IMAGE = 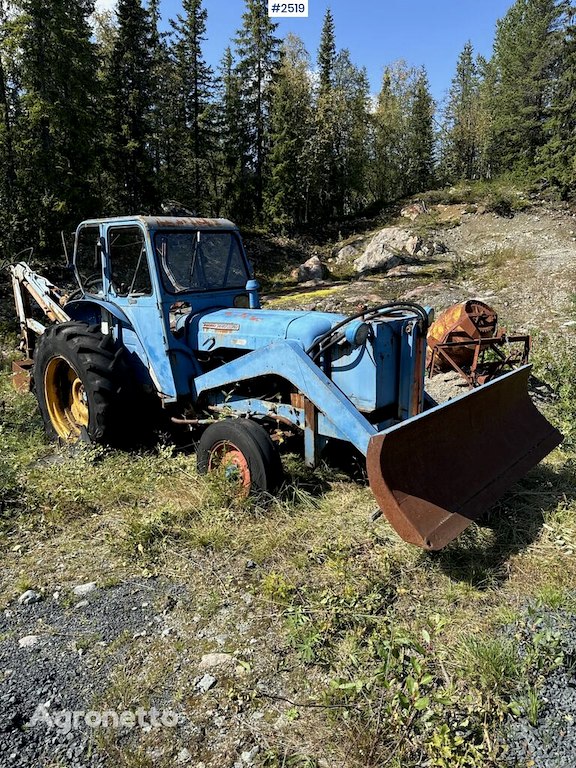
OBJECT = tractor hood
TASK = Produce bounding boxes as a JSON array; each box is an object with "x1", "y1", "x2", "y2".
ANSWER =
[{"x1": 182, "y1": 307, "x2": 347, "y2": 354}]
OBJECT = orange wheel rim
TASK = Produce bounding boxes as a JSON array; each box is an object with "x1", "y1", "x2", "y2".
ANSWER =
[{"x1": 208, "y1": 441, "x2": 251, "y2": 494}]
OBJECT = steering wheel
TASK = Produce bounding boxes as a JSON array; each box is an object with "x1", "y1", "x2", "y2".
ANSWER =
[
  {"x1": 67, "y1": 272, "x2": 104, "y2": 302},
  {"x1": 80, "y1": 272, "x2": 104, "y2": 294}
]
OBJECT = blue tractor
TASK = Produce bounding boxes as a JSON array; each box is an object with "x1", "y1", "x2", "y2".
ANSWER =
[{"x1": 10, "y1": 216, "x2": 562, "y2": 550}]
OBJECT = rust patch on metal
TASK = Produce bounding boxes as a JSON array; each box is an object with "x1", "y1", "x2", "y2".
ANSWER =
[
  {"x1": 367, "y1": 366, "x2": 562, "y2": 550},
  {"x1": 290, "y1": 392, "x2": 305, "y2": 409},
  {"x1": 12, "y1": 359, "x2": 33, "y2": 393},
  {"x1": 427, "y1": 300, "x2": 530, "y2": 387},
  {"x1": 147, "y1": 217, "x2": 237, "y2": 230}
]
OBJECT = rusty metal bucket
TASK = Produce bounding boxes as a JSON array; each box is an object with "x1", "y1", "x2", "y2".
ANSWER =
[{"x1": 366, "y1": 366, "x2": 562, "y2": 550}]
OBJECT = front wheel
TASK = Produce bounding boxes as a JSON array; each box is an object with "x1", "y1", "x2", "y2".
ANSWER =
[{"x1": 197, "y1": 419, "x2": 283, "y2": 495}]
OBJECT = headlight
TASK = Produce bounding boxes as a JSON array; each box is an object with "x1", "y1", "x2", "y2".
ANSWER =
[{"x1": 234, "y1": 294, "x2": 250, "y2": 308}]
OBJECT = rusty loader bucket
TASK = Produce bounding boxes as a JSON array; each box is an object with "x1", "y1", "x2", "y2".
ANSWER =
[{"x1": 366, "y1": 366, "x2": 562, "y2": 550}]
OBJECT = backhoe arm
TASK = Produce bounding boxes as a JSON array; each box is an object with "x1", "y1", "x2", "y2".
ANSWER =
[{"x1": 10, "y1": 262, "x2": 71, "y2": 357}]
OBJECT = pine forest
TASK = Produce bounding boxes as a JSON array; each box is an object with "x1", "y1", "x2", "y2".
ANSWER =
[{"x1": 0, "y1": 0, "x2": 574, "y2": 261}]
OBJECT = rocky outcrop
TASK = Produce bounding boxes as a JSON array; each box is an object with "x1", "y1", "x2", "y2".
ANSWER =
[
  {"x1": 353, "y1": 227, "x2": 414, "y2": 274},
  {"x1": 400, "y1": 201, "x2": 427, "y2": 220},
  {"x1": 332, "y1": 227, "x2": 448, "y2": 275},
  {"x1": 291, "y1": 255, "x2": 327, "y2": 283}
]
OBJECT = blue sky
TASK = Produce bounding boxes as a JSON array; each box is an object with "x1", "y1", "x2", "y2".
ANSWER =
[{"x1": 97, "y1": 0, "x2": 515, "y2": 104}]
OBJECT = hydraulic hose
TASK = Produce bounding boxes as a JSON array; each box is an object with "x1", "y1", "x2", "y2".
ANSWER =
[{"x1": 306, "y1": 301, "x2": 430, "y2": 362}]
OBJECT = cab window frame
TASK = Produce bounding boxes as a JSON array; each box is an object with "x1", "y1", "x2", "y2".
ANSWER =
[
  {"x1": 74, "y1": 224, "x2": 102, "y2": 295},
  {"x1": 107, "y1": 224, "x2": 153, "y2": 298}
]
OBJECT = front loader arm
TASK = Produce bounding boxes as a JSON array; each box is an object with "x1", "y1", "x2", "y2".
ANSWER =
[{"x1": 193, "y1": 339, "x2": 377, "y2": 460}]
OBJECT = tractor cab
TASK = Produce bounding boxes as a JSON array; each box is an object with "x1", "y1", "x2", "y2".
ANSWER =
[
  {"x1": 65, "y1": 217, "x2": 259, "y2": 401},
  {"x1": 72, "y1": 216, "x2": 254, "y2": 309}
]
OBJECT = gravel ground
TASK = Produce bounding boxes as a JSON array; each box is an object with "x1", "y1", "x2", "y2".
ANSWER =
[
  {"x1": 0, "y1": 580, "x2": 185, "y2": 768},
  {"x1": 504, "y1": 605, "x2": 576, "y2": 768},
  {"x1": 0, "y1": 575, "x2": 324, "y2": 768}
]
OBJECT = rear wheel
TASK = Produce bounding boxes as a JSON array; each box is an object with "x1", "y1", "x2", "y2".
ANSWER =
[
  {"x1": 197, "y1": 419, "x2": 283, "y2": 495},
  {"x1": 34, "y1": 322, "x2": 127, "y2": 445}
]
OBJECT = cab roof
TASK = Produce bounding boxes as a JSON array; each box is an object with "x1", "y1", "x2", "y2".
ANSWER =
[{"x1": 78, "y1": 215, "x2": 238, "y2": 231}]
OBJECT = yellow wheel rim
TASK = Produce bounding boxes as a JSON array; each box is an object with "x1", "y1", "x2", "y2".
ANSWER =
[{"x1": 44, "y1": 357, "x2": 89, "y2": 440}]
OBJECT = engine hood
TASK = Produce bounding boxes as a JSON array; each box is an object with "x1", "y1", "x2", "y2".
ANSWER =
[{"x1": 182, "y1": 307, "x2": 348, "y2": 353}]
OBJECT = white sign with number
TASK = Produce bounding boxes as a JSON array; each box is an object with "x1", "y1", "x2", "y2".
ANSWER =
[{"x1": 268, "y1": 1, "x2": 309, "y2": 18}]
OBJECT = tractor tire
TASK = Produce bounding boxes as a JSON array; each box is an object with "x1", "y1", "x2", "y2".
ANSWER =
[
  {"x1": 197, "y1": 418, "x2": 283, "y2": 495},
  {"x1": 33, "y1": 321, "x2": 129, "y2": 445}
]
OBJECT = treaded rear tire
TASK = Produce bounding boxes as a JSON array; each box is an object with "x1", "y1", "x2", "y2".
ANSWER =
[{"x1": 33, "y1": 321, "x2": 129, "y2": 445}]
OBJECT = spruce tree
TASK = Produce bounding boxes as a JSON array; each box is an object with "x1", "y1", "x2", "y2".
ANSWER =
[
  {"x1": 318, "y1": 8, "x2": 336, "y2": 93},
  {"x1": 265, "y1": 34, "x2": 313, "y2": 228},
  {"x1": 311, "y1": 8, "x2": 339, "y2": 220},
  {"x1": 0, "y1": 1, "x2": 19, "y2": 254},
  {"x1": 443, "y1": 42, "x2": 481, "y2": 180},
  {"x1": 332, "y1": 50, "x2": 370, "y2": 217},
  {"x1": 214, "y1": 46, "x2": 246, "y2": 218},
  {"x1": 148, "y1": 0, "x2": 167, "y2": 187},
  {"x1": 234, "y1": 0, "x2": 280, "y2": 220},
  {"x1": 11, "y1": 0, "x2": 99, "y2": 256},
  {"x1": 169, "y1": 0, "x2": 214, "y2": 212},
  {"x1": 490, "y1": 0, "x2": 568, "y2": 174},
  {"x1": 104, "y1": 0, "x2": 157, "y2": 213},
  {"x1": 538, "y1": 8, "x2": 576, "y2": 195},
  {"x1": 474, "y1": 55, "x2": 498, "y2": 180},
  {"x1": 406, "y1": 69, "x2": 435, "y2": 192}
]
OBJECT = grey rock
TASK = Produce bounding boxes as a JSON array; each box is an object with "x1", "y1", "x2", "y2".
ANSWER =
[
  {"x1": 72, "y1": 582, "x2": 97, "y2": 597},
  {"x1": 400, "y1": 202, "x2": 427, "y2": 220},
  {"x1": 241, "y1": 745, "x2": 260, "y2": 764},
  {"x1": 405, "y1": 235, "x2": 422, "y2": 256},
  {"x1": 177, "y1": 747, "x2": 193, "y2": 764},
  {"x1": 198, "y1": 653, "x2": 234, "y2": 671},
  {"x1": 333, "y1": 242, "x2": 364, "y2": 265},
  {"x1": 195, "y1": 674, "x2": 217, "y2": 693},
  {"x1": 353, "y1": 226, "x2": 424, "y2": 274},
  {"x1": 354, "y1": 238, "x2": 402, "y2": 274},
  {"x1": 18, "y1": 635, "x2": 40, "y2": 648},
  {"x1": 74, "y1": 600, "x2": 89, "y2": 610},
  {"x1": 18, "y1": 590, "x2": 42, "y2": 606},
  {"x1": 293, "y1": 255, "x2": 326, "y2": 283},
  {"x1": 420, "y1": 244, "x2": 435, "y2": 258}
]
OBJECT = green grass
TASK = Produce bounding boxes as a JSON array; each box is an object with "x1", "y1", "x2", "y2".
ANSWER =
[
  {"x1": 417, "y1": 179, "x2": 532, "y2": 216},
  {"x1": 1, "y1": 332, "x2": 576, "y2": 767},
  {"x1": 484, "y1": 245, "x2": 535, "y2": 270}
]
